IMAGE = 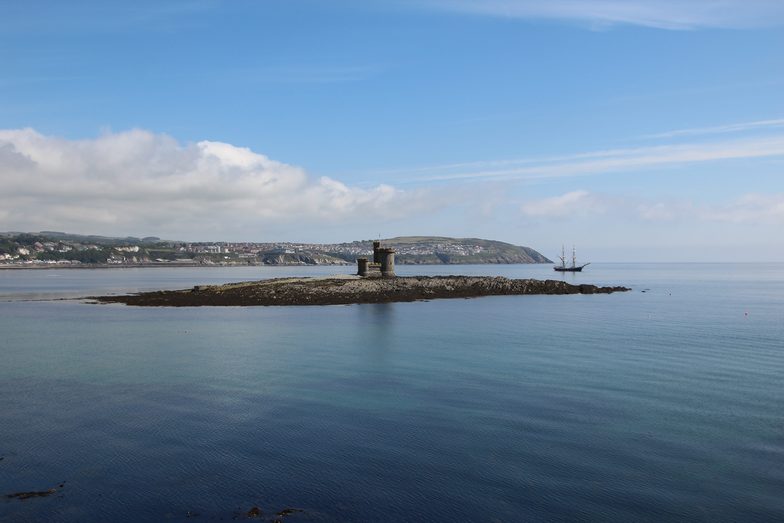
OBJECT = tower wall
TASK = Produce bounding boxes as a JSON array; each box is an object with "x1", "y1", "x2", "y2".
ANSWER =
[
  {"x1": 372, "y1": 241, "x2": 381, "y2": 263},
  {"x1": 356, "y1": 257, "x2": 368, "y2": 277},
  {"x1": 379, "y1": 248, "x2": 396, "y2": 278}
]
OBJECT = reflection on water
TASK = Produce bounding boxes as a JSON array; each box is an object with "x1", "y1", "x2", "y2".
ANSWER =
[{"x1": 361, "y1": 303, "x2": 395, "y2": 366}]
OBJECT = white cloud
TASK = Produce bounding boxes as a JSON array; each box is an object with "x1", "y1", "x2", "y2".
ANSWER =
[
  {"x1": 700, "y1": 193, "x2": 784, "y2": 224},
  {"x1": 422, "y1": 0, "x2": 784, "y2": 29},
  {"x1": 520, "y1": 190, "x2": 607, "y2": 217},
  {"x1": 634, "y1": 193, "x2": 784, "y2": 224},
  {"x1": 637, "y1": 201, "x2": 684, "y2": 221},
  {"x1": 0, "y1": 128, "x2": 433, "y2": 239}
]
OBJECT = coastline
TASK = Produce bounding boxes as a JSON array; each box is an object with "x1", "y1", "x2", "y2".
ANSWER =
[
  {"x1": 0, "y1": 262, "x2": 210, "y2": 270},
  {"x1": 0, "y1": 260, "x2": 551, "y2": 270},
  {"x1": 91, "y1": 275, "x2": 631, "y2": 307}
]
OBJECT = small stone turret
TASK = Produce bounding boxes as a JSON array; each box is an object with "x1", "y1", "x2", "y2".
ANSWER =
[
  {"x1": 372, "y1": 240, "x2": 381, "y2": 263},
  {"x1": 357, "y1": 257, "x2": 369, "y2": 277}
]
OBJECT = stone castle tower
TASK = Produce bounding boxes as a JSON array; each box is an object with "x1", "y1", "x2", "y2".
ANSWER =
[{"x1": 357, "y1": 240, "x2": 395, "y2": 278}]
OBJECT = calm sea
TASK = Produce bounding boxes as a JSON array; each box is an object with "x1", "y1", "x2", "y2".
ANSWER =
[{"x1": 1, "y1": 264, "x2": 783, "y2": 522}]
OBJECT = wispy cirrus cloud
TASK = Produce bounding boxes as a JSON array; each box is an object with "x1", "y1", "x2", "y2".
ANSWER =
[
  {"x1": 521, "y1": 190, "x2": 784, "y2": 225},
  {"x1": 641, "y1": 118, "x2": 784, "y2": 140},
  {"x1": 418, "y1": 0, "x2": 784, "y2": 29},
  {"x1": 368, "y1": 117, "x2": 784, "y2": 184},
  {"x1": 398, "y1": 134, "x2": 784, "y2": 184}
]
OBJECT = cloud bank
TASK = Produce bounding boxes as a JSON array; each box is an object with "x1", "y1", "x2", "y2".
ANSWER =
[
  {"x1": 423, "y1": 0, "x2": 784, "y2": 29},
  {"x1": 0, "y1": 128, "x2": 430, "y2": 239}
]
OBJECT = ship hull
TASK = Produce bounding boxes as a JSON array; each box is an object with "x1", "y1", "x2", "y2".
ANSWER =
[{"x1": 554, "y1": 266, "x2": 586, "y2": 272}]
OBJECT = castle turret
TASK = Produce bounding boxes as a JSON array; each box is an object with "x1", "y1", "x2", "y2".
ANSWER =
[
  {"x1": 356, "y1": 257, "x2": 368, "y2": 277},
  {"x1": 372, "y1": 240, "x2": 381, "y2": 263},
  {"x1": 379, "y1": 248, "x2": 396, "y2": 278}
]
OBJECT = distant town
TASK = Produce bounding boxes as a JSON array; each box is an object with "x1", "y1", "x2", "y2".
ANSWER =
[{"x1": 0, "y1": 232, "x2": 551, "y2": 267}]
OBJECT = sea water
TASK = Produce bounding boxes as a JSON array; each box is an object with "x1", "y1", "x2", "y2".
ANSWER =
[{"x1": 1, "y1": 264, "x2": 782, "y2": 522}]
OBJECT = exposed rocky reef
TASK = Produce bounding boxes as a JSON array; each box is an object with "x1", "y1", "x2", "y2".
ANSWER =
[{"x1": 92, "y1": 276, "x2": 630, "y2": 307}]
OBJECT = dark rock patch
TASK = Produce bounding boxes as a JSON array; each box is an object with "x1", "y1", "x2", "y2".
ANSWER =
[{"x1": 6, "y1": 482, "x2": 64, "y2": 500}]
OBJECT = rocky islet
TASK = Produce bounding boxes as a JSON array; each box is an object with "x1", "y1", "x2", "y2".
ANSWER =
[{"x1": 92, "y1": 275, "x2": 630, "y2": 307}]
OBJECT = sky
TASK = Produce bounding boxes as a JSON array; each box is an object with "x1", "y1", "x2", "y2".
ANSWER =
[{"x1": 1, "y1": 0, "x2": 783, "y2": 261}]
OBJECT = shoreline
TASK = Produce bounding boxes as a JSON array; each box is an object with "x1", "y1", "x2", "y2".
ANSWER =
[
  {"x1": 0, "y1": 261, "x2": 552, "y2": 270},
  {"x1": 0, "y1": 263, "x2": 208, "y2": 270},
  {"x1": 0, "y1": 262, "x2": 353, "y2": 270},
  {"x1": 91, "y1": 275, "x2": 631, "y2": 307}
]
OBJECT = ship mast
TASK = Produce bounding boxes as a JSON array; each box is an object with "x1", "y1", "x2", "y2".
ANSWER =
[
  {"x1": 559, "y1": 245, "x2": 566, "y2": 268},
  {"x1": 572, "y1": 245, "x2": 576, "y2": 269}
]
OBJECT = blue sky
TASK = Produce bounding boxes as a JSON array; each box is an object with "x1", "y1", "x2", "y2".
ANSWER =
[{"x1": 1, "y1": 0, "x2": 783, "y2": 261}]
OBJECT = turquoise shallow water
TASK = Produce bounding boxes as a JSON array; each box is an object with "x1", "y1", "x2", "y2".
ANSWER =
[{"x1": 1, "y1": 264, "x2": 783, "y2": 522}]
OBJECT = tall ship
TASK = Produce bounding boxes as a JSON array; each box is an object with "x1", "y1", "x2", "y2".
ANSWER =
[{"x1": 554, "y1": 246, "x2": 590, "y2": 272}]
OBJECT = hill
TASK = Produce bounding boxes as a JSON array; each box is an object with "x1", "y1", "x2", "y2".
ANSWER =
[
  {"x1": 326, "y1": 236, "x2": 551, "y2": 264},
  {"x1": 0, "y1": 232, "x2": 551, "y2": 267}
]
